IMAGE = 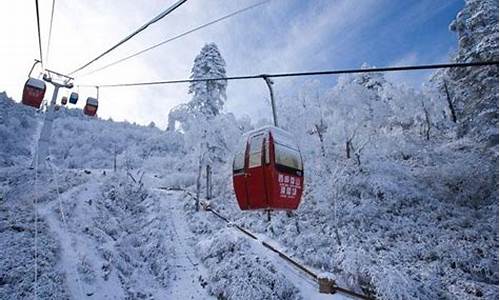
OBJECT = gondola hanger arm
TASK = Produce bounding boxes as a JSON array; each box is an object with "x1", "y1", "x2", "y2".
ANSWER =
[
  {"x1": 28, "y1": 59, "x2": 42, "y2": 78},
  {"x1": 260, "y1": 75, "x2": 278, "y2": 127}
]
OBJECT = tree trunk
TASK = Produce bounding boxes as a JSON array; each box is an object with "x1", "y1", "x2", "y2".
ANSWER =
[
  {"x1": 354, "y1": 152, "x2": 361, "y2": 166},
  {"x1": 423, "y1": 105, "x2": 431, "y2": 140},
  {"x1": 195, "y1": 158, "x2": 202, "y2": 211},
  {"x1": 346, "y1": 140, "x2": 351, "y2": 159},
  {"x1": 206, "y1": 164, "x2": 212, "y2": 200},
  {"x1": 443, "y1": 81, "x2": 457, "y2": 123},
  {"x1": 332, "y1": 196, "x2": 342, "y2": 246},
  {"x1": 334, "y1": 227, "x2": 342, "y2": 246},
  {"x1": 314, "y1": 123, "x2": 326, "y2": 158},
  {"x1": 113, "y1": 144, "x2": 117, "y2": 172}
]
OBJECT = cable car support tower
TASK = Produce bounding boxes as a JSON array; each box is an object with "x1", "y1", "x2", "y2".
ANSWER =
[{"x1": 35, "y1": 69, "x2": 73, "y2": 169}]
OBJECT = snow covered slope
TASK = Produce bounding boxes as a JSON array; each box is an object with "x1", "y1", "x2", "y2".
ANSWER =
[{"x1": 0, "y1": 92, "x2": 342, "y2": 298}]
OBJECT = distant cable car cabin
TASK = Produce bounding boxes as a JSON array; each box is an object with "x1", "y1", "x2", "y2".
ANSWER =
[
  {"x1": 84, "y1": 97, "x2": 98, "y2": 116},
  {"x1": 233, "y1": 126, "x2": 304, "y2": 211},
  {"x1": 22, "y1": 78, "x2": 46, "y2": 109},
  {"x1": 61, "y1": 96, "x2": 68, "y2": 105},
  {"x1": 69, "y1": 92, "x2": 79, "y2": 104}
]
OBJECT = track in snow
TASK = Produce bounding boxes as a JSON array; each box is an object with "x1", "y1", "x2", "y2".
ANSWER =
[
  {"x1": 40, "y1": 179, "x2": 126, "y2": 299},
  {"x1": 154, "y1": 189, "x2": 215, "y2": 300},
  {"x1": 157, "y1": 187, "x2": 356, "y2": 300}
]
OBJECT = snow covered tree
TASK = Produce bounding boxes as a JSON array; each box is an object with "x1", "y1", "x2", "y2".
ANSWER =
[
  {"x1": 167, "y1": 43, "x2": 227, "y2": 130},
  {"x1": 325, "y1": 69, "x2": 392, "y2": 163},
  {"x1": 188, "y1": 43, "x2": 227, "y2": 118},
  {"x1": 166, "y1": 103, "x2": 190, "y2": 131},
  {"x1": 165, "y1": 43, "x2": 237, "y2": 209},
  {"x1": 444, "y1": 0, "x2": 499, "y2": 144}
]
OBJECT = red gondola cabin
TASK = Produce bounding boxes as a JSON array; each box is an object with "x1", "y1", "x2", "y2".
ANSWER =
[
  {"x1": 22, "y1": 78, "x2": 46, "y2": 108},
  {"x1": 61, "y1": 96, "x2": 68, "y2": 105},
  {"x1": 233, "y1": 126, "x2": 304, "y2": 211},
  {"x1": 84, "y1": 97, "x2": 98, "y2": 116}
]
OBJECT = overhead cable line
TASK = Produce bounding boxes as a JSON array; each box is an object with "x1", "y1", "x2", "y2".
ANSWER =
[
  {"x1": 35, "y1": 0, "x2": 44, "y2": 69},
  {"x1": 78, "y1": 0, "x2": 271, "y2": 77},
  {"x1": 69, "y1": 0, "x2": 188, "y2": 75},
  {"x1": 33, "y1": 151, "x2": 39, "y2": 299},
  {"x1": 80, "y1": 61, "x2": 499, "y2": 88},
  {"x1": 45, "y1": 0, "x2": 56, "y2": 68},
  {"x1": 47, "y1": 150, "x2": 85, "y2": 299}
]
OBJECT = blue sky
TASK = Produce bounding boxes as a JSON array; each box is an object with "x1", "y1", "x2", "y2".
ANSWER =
[
  {"x1": 245, "y1": 0, "x2": 462, "y2": 70},
  {"x1": 0, "y1": 0, "x2": 464, "y2": 128},
  {"x1": 217, "y1": 0, "x2": 464, "y2": 120}
]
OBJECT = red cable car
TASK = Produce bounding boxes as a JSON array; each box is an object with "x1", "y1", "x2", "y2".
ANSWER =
[
  {"x1": 22, "y1": 78, "x2": 46, "y2": 108},
  {"x1": 84, "y1": 97, "x2": 98, "y2": 116},
  {"x1": 233, "y1": 126, "x2": 304, "y2": 211},
  {"x1": 61, "y1": 96, "x2": 68, "y2": 105}
]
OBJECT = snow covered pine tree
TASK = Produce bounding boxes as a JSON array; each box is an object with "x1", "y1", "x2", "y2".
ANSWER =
[
  {"x1": 188, "y1": 43, "x2": 227, "y2": 118},
  {"x1": 167, "y1": 43, "x2": 230, "y2": 209},
  {"x1": 166, "y1": 43, "x2": 227, "y2": 130}
]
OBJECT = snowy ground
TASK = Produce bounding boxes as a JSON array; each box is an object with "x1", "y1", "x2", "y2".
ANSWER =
[
  {"x1": 39, "y1": 176, "x2": 126, "y2": 299},
  {"x1": 171, "y1": 189, "x2": 354, "y2": 300},
  {"x1": 3, "y1": 165, "x2": 353, "y2": 299},
  {"x1": 39, "y1": 171, "x2": 220, "y2": 300},
  {"x1": 153, "y1": 188, "x2": 214, "y2": 300}
]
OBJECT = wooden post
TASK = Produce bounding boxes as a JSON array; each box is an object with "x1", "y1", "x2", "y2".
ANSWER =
[{"x1": 318, "y1": 276, "x2": 336, "y2": 294}]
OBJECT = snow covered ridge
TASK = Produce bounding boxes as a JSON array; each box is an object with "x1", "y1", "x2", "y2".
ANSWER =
[{"x1": 0, "y1": 91, "x2": 185, "y2": 171}]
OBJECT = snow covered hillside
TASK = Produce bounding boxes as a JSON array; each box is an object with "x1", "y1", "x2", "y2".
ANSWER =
[
  {"x1": 0, "y1": 92, "x2": 341, "y2": 299},
  {"x1": 1, "y1": 1, "x2": 498, "y2": 299}
]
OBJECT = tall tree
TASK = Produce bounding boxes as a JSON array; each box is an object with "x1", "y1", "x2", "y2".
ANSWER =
[{"x1": 188, "y1": 43, "x2": 227, "y2": 118}]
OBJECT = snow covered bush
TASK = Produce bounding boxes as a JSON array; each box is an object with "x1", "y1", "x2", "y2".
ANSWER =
[
  {"x1": 0, "y1": 168, "x2": 69, "y2": 299},
  {"x1": 50, "y1": 107, "x2": 176, "y2": 170},
  {"x1": 196, "y1": 229, "x2": 301, "y2": 300},
  {"x1": 0, "y1": 92, "x2": 40, "y2": 167}
]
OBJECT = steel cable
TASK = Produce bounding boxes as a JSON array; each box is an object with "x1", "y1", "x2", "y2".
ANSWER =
[
  {"x1": 78, "y1": 0, "x2": 271, "y2": 78},
  {"x1": 35, "y1": 0, "x2": 44, "y2": 69},
  {"x1": 45, "y1": 0, "x2": 56, "y2": 68},
  {"x1": 80, "y1": 61, "x2": 499, "y2": 88},
  {"x1": 69, "y1": 0, "x2": 188, "y2": 75}
]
